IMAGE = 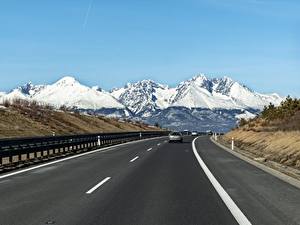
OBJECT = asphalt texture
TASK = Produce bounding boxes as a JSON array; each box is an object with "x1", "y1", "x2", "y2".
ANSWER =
[{"x1": 0, "y1": 136, "x2": 299, "y2": 225}]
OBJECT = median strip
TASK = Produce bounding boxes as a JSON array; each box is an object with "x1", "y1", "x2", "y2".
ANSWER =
[
  {"x1": 86, "y1": 177, "x2": 111, "y2": 194},
  {"x1": 130, "y1": 156, "x2": 139, "y2": 163}
]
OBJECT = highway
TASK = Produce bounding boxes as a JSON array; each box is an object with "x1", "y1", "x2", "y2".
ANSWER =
[{"x1": 0, "y1": 136, "x2": 300, "y2": 225}]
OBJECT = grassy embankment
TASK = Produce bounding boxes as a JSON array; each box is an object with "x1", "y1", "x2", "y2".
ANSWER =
[
  {"x1": 222, "y1": 96, "x2": 300, "y2": 170},
  {"x1": 0, "y1": 99, "x2": 160, "y2": 139}
]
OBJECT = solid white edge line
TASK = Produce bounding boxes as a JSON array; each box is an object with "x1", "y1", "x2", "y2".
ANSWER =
[
  {"x1": 147, "y1": 148, "x2": 152, "y2": 152},
  {"x1": 192, "y1": 137, "x2": 252, "y2": 225},
  {"x1": 0, "y1": 136, "x2": 165, "y2": 180},
  {"x1": 157, "y1": 143, "x2": 161, "y2": 146},
  {"x1": 130, "y1": 156, "x2": 139, "y2": 162},
  {"x1": 86, "y1": 177, "x2": 111, "y2": 194}
]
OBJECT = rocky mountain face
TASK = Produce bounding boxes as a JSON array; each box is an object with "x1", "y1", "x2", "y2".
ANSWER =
[
  {"x1": 111, "y1": 80, "x2": 175, "y2": 117},
  {"x1": 0, "y1": 75, "x2": 284, "y2": 132}
]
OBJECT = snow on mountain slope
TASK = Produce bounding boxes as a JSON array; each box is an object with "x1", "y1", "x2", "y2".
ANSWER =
[
  {"x1": 18, "y1": 82, "x2": 46, "y2": 96},
  {"x1": 235, "y1": 110, "x2": 256, "y2": 120},
  {"x1": 32, "y1": 77, "x2": 125, "y2": 109},
  {"x1": 0, "y1": 82, "x2": 46, "y2": 103},
  {"x1": 225, "y1": 79, "x2": 283, "y2": 109},
  {"x1": 111, "y1": 80, "x2": 175, "y2": 116},
  {"x1": 0, "y1": 89, "x2": 28, "y2": 102},
  {"x1": 0, "y1": 92, "x2": 6, "y2": 98},
  {"x1": 171, "y1": 75, "x2": 238, "y2": 109},
  {"x1": 170, "y1": 74, "x2": 284, "y2": 110},
  {"x1": 0, "y1": 92, "x2": 7, "y2": 103}
]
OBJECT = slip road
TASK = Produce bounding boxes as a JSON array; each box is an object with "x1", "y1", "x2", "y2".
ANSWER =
[{"x1": 0, "y1": 136, "x2": 300, "y2": 225}]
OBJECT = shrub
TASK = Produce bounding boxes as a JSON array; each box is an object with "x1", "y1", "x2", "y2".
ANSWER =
[
  {"x1": 238, "y1": 118, "x2": 248, "y2": 127},
  {"x1": 3, "y1": 100, "x2": 10, "y2": 107}
]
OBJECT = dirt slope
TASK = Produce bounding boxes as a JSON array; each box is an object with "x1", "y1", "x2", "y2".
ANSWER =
[{"x1": 0, "y1": 103, "x2": 160, "y2": 138}]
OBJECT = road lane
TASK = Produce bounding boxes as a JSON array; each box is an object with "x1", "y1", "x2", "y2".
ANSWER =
[
  {"x1": 195, "y1": 136, "x2": 300, "y2": 225},
  {"x1": 192, "y1": 137, "x2": 251, "y2": 225},
  {"x1": 75, "y1": 138, "x2": 238, "y2": 225}
]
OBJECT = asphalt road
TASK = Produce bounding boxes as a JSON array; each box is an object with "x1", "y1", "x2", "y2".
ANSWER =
[{"x1": 0, "y1": 136, "x2": 299, "y2": 225}]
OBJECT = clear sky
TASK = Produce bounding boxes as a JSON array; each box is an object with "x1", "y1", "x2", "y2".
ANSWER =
[{"x1": 0, "y1": 0, "x2": 299, "y2": 96}]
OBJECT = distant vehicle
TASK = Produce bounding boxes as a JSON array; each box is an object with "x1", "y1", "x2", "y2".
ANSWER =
[
  {"x1": 191, "y1": 131, "x2": 198, "y2": 136},
  {"x1": 169, "y1": 132, "x2": 183, "y2": 143},
  {"x1": 182, "y1": 130, "x2": 191, "y2": 136},
  {"x1": 206, "y1": 130, "x2": 213, "y2": 135}
]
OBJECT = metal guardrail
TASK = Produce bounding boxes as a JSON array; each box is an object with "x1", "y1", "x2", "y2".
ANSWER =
[{"x1": 0, "y1": 131, "x2": 168, "y2": 168}]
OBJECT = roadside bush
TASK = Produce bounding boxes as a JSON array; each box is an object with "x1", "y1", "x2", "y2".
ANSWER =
[
  {"x1": 3, "y1": 100, "x2": 10, "y2": 107},
  {"x1": 238, "y1": 118, "x2": 248, "y2": 127}
]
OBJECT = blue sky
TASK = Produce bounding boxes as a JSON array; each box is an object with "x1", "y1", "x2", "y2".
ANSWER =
[{"x1": 0, "y1": 0, "x2": 299, "y2": 96}]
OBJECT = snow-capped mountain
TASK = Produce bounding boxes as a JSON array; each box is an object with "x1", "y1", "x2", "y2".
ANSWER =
[
  {"x1": 0, "y1": 74, "x2": 285, "y2": 131},
  {"x1": 112, "y1": 74, "x2": 283, "y2": 115},
  {"x1": 32, "y1": 77, "x2": 124, "y2": 110},
  {"x1": 111, "y1": 80, "x2": 175, "y2": 117},
  {"x1": 18, "y1": 82, "x2": 46, "y2": 96},
  {"x1": 0, "y1": 77, "x2": 125, "y2": 111},
  {"x1": 170, "y1": 75, "x2": 282, "y2": 110},
  {"x1": 0, "y1": 92, "x2": 6, "y2": 100},
  {"x1": 0, "y1": 82, "x2": 46, "y2": 101}
]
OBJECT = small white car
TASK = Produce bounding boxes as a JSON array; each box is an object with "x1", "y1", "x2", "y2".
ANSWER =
[
  {"x1": 191, "y1": 131, "x2": 198, "y2": 136},
  {"x1": 169, "y1": 132, "x2": 183, "y2": 143}
]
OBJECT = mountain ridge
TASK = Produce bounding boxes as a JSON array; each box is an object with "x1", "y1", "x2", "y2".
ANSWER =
[{"x1": 0, "y1": 75, "x2": 285, "y2": 131}]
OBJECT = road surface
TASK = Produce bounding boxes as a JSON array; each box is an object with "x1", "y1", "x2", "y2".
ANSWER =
[{"x1": 0, "y1": 136, "x2": 300, "y2": 225}]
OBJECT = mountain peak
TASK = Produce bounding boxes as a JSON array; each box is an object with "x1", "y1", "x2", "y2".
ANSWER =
[
  {"x1": 18, "y1": 82, "x2": 34, "y2": 95},
  {"x1": 179, "y1": 73, "x2": 213, "y2": 93},
  {"x1": 55, "y1": 76, "x2": 79, "y2": 86},
  {"x1": 16, "y1": 81, "x2": 46, "y2": 96},
  {"x1": 127, "y1": 79, "x2": 157, "y2": 87},
  {"x1": 222, "y1": 76, "x2": 234, "y2": 83},
  {"x1": 192, "y1": 74, "x2": 207, "y2": 81}
]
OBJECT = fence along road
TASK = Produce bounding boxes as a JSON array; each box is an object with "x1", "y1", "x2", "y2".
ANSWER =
[{"x1": 0, "y1": 131, "x2": 168, "y2": 171}]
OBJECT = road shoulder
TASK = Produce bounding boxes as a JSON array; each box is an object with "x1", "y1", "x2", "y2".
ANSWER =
[{"x1": 210, "y1": 136, "x2": 300, "y2": 190}]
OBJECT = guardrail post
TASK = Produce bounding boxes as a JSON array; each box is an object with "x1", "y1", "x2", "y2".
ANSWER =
[{"x1": 231, "y1": 137, "x2": 234, "y2": 150}]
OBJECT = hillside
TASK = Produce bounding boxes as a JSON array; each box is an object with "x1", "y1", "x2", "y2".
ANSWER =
[
  {"x1": 222, "y1": 97, "x2": 300, "y2": 171},
  {"x1": 0, "y1": 99, "x2": 160, "y2": 139}
]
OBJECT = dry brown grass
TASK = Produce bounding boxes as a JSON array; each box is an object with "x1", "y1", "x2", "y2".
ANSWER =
[
  {"x1": 0, "y1": 101, "x2": 160, "y2": 138},
  {"x1": 227, "y1": 97, "x2": 300, "y2": 170},
  {"x1": 223, "y1": 130, "x2": 300, "y2": 169}
]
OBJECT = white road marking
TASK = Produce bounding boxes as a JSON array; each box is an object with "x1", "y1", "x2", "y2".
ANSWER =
[
  {"x1": 147, "y1": 148, "x2": 152, "y2": 152},
  {"x1": 192, "y1": 137, "x2": 252, "y2": 225},
  {"x1": 86, "y1": 177, "x2": 111, "y2": 194},
  {"x1": 0, "y1": 137, "x2": 165, "y2": 180},
  {"x1": 130, "y1": 156, "x2": 139, "y2": 162},
  {"x1": 157, "y1": 143, "x2": 161, "y2": 146}
]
